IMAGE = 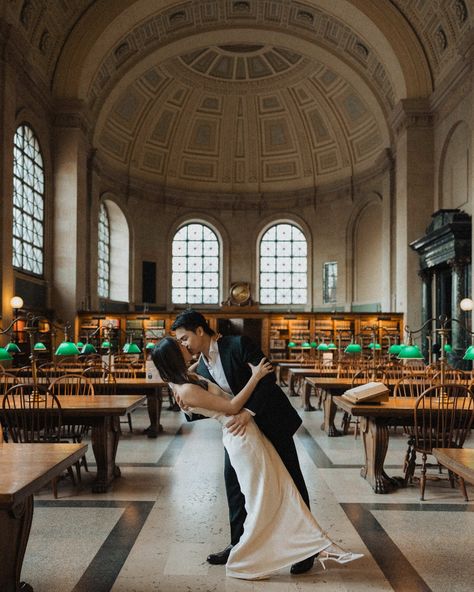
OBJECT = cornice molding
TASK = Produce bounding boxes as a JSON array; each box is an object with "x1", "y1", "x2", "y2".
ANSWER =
[
  {"x1": 430, "y1": 52, "x2": 472, "y2": 118},
  {"x1": 389, "y1": 98, "x2": 433, "y2": 136},
  {"x1": 93, "y1": 146, "x2": 393, "y2": 211},
  {"x1": 53, "y1": 100, "x2": 91, "y2": 136}
]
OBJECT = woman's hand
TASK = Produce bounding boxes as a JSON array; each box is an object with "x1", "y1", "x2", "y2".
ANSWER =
[{"x1": 248, "y1": 357, "x2": 273, "y2": 381}]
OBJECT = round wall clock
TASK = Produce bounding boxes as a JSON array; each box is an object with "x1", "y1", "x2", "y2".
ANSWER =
[{"x1": 229, "y1": 282, "x2": 252, "y2": 306}]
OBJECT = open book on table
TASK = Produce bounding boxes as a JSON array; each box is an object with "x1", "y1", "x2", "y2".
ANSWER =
[{"x1": 341, "y1": 381, "x2": 390, "y2": 404}]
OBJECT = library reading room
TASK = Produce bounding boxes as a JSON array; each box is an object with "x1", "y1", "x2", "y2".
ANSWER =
[{"x1": 0, "y1": 1, "x2": 473, "y2": 591}]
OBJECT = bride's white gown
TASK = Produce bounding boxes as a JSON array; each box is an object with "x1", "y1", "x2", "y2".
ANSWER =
[{"x1": 188, "y1": 381, "x2": 333, "y2": 580}]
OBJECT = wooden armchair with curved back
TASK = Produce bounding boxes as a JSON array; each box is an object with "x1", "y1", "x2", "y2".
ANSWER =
[
  {"x1": 2, "y1": 383, "x2": 75, "y2": 498},
  {"x1": 404, "y1": 383, "x2": 474, "y2": 500}
]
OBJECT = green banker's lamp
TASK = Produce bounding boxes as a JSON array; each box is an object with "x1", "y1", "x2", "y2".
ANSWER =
[{"x1": 55, "y1": 322, "x2": 80, "y2": 356}]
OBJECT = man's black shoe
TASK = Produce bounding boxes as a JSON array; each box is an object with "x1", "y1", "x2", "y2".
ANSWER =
[
  {"x1": 290, "y1": 554, "x2": 316, "y2": 574},
  {"x1": 207, "y1": 544, "x2": 233, "y2": 565}
]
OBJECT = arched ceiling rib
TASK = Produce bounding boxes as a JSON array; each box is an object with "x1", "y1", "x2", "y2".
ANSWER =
[{"x1": 4, "y1": 0, "x2": 472, "y2": 195}]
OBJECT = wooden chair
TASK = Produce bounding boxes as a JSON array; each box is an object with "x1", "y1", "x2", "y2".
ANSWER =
[
  {"x1": 111, "y1": 367, "x2": 138, "y2": 432},
  {"x1": 47, "y1": 374, "x2": 94, "y2": 477},
  {"x1": 404, "y1": 384, "x2": 474, "y2": 500},
  {"x1": 431, "y1": 369, "x2": 469, "y2": 385},
  {"x1": 2, "y1": 383, "x2": 75, "y2": 498},
  {"x1": 0, "y1": 372, "x2": 18, "y2": 442},
  {"x1": 37, "y1": 362, "x2": 62, "y2": 384}
]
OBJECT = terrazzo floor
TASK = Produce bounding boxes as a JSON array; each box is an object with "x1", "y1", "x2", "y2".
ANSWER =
[{"x1": 21, "y1": 391, "x2": 473, "y2": 591}]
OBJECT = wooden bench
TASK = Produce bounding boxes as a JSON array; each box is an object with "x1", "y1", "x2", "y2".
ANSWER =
[{"x1": 432, "y1": 448, "x2": 474, "y2": 501}]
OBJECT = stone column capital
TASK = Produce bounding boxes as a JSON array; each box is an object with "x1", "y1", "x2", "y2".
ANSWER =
[{"x1": 389, "y1": 98, "x2": 433, "y2": 137}]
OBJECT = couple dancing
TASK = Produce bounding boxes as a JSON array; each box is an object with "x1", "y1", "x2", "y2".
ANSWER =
[{"x1": 152, "y1": 310, "x2": 362, "y2": 580}]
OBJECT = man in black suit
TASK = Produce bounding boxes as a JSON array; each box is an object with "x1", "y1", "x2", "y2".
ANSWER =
[{"x1": 172, "y1": 310, "x2": 315, "y2": 575}]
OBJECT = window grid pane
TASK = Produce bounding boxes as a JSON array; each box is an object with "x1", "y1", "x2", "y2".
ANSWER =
[
  {"x1": 171, "y1": 223, "x2": 220, "y2": 304},
  {"x1": 323, "y1": 262, "x2": 338, "y2": 303},
  {"x1": 259, "y1": 223, "x2": 308, "y2": 304},
  {"x1": 98, "y1": 203, "x2": 110, "y2": 298},
  {"x1": 12, "y1": 124, "x2": 44, "y2": 275}
]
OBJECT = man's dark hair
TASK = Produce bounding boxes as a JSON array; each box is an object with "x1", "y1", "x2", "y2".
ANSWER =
[{"x1": 171, "y1": 309, "x2": 215, "y2": 336}]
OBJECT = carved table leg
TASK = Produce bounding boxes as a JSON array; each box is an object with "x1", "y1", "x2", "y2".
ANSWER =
[
  {"x1": 0, "y1": 496, "x2": 34, "y2": 592},
  {"x1": 322, "y1": 392, "x2": 341, "y2": 436},
  {"x1": 143, "y1": 387, "x2": 163, "y2": 438},
  {"x1": 360, "y1": 417, "x2": 398, "y2": 493},
  {"x1": 91, "y1": 415, "x2": 121, "y2": 493},
  {"x1": 303, "y1": 381, "x2": 316, "y2": 411},
  {"x1": 289, "y1": 373, "x2": 296, "y2": 396}
]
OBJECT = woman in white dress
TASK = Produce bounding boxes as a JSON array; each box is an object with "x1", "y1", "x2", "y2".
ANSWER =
[{"x1": 153, "y1": 337, "x2": 362, "y2": 580}]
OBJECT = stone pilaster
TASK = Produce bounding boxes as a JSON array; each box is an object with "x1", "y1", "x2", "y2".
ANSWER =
[
  {"x1": 52, "y1": 103, "x2": 91, "y2": 326},
  {"x1": 390, "y1": 98, "x2": 434, "y2": 330}
]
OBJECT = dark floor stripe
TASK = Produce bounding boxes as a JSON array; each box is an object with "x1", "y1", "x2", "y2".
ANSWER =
[
  {"x1": 156, "y1": 423, "x2": 192, "y2": 467},
  {"x1": 297, "y1": 425, "x2": 334, "y2": 468},
  {"x1": 342, "y1": 503, "x2": 433, "y2": 592},
  {"x1": 71, "y1": 501, "x2": 154, "y2": 592}
]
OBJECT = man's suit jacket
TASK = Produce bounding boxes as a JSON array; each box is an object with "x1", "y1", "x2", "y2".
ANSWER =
[{"x1": 194, "y1": 334, "x2": 302, "y2": 440}]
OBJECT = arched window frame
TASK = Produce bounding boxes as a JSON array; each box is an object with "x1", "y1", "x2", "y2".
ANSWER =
[
  {"x1": 258, "y1": 221, "x2": 308, "y2": 305},
  {"x1": 12, "y1": 123, "x2": 45, "y2": 276},
  {"x1": 171, "y1": 221, "x2": 221, "y2": 305},
  {"x1": 97, "y1": 202, "x2": 110, "y2": 299}
]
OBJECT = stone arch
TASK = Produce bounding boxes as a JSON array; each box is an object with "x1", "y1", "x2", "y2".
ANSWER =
[
  {"x1": 168, "y1": 213, "x2": 228, "y2": 307},
  {"x1": 346, "y1": 194, "x2": 384, "y2": 309},
  {"x1": 439, "y1": 120, "x2": 471, "y2": 210},
  {"x1": 99, "y1": 195, "x2": 131, "y2": 302},
  {"x1": 256, "y1": 214, "x2": 313, "y2": 309}
]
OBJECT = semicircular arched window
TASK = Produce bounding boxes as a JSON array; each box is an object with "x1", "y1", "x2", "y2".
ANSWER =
[
  {"x1": 97, "y1": 203, "x2": 110, "y2": 298},
  {"x1": 172, "y1": 222, "x2": 220, "y2": 304},
  {"x1": 259, "y1": 222, "x2": 307, "y2": 304},
  {"x1": 12, "y1": 124, "x2": 45, "y2": 275}
]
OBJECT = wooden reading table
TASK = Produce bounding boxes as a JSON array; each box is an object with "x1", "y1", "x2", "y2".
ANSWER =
[
  {"x1": 0, "y1": 443, "x2": 87, "y2": 592},
  {"x1": 432, "y1": 448, "x2": 474, "y2": 489},
  {"x1": 333, "y1": 396, "x2": 472, "y2": 494},
  {"x1": 1, "y1": 395, "x2": 146, "y2": 493}
]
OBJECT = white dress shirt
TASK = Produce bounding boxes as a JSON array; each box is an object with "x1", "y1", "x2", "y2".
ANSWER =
[
  {"x1": 200, "y1": 338, "x2": 255, "y2": 416},
  {"x1": 200, "y1": 338, "x2": 232, "y2": 394}
]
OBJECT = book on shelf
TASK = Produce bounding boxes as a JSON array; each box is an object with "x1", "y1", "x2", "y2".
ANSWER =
[{"x1": 341, "y1": 381, "x2": 389, "y2": 404}]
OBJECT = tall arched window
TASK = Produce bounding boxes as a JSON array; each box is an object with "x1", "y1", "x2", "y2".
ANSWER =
[
  {"x1": 259, "y1": 222, "x2": 307, "y2": 304},
  {"x1": 98, "y1": 203, "x2": 110, "y2": 298},
  {"x1": 12, "y1": 124, "x2": 45, "y2": 275},
  {"x1": 172, "y1": 222, "x2": 220, "y2": 304}
]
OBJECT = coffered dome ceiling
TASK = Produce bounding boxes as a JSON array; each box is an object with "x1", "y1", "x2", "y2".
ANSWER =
[
  {"x1": 5, "y1": 0, "x2": 472, "y2": 194},
  {"x1": 96, "y1": 43, "x2": 388, "y2": 192}
]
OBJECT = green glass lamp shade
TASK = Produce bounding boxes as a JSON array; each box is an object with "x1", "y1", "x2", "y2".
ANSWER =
[
  {"x1": 463, "y1": 345, "x2": 474, "y2": 360},
  {"x1": 301, "y1": 341, "x2": 311, "y2": 349},
  {"x1": 55, "y1": 341, "x2": 80, "y2": 356},
  {"x1": 33, "y1": 342, "x2": 47, "y2": 351},
  {"x1": 76, "y1": 341, "x2": 84, "y2": 349},
  {"x1": 0, "y1": 347, "x2": 13, "y2": 360},
  {"x1": 122, "y1": 342, "x2": 130, "y2": 353},
  {"x1": 397, "y1": 344, "x2": 424, "y2": 359},
  {"x1": 344, "y1": 343, "x2": 362, "y2": 354},
  {"x1": 81, "y1": 343, "x2": 97, "y2": 354},
  {"x1": 317, "y1": 343, "x2": 329, "y2": 351},
  {"x1": 288, "y1": 341, "x2": 296, "y2": 348},
  {"x1": 443, "y1": 343, "x2": 452, "y2": 353},
  {"x1": 388, "y1": 344, "x2": 402, "y2": 355},
  {"x1": 368, "y1": 342, "x2": 381, "y2": 350},
  {"x1": 101, "y1": 340, "x2": 111, "y2": 348},
  {"x1": 310, "y1": 341, "x2": 318, "y2": 348},
  {"x1": 126, "y1": 343, "x2": 141, "y2": 354},
  {"x1": 146, "y1": 342, "x2": 155, "y2": 350},
  {"x1": 5, "y1": 342, "x2": 21, "y2": 353},
  {"x1": 327, "y1": 342, "x2": 337, "y2": 350}
]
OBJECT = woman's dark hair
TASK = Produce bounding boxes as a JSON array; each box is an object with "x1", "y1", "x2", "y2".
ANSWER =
[
  {"x1": 171, "y1": 309, "x2": 215, "y2": 336},
  {"x1": 151, "y1": 337, "x2": 206, "y2": 388}
]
